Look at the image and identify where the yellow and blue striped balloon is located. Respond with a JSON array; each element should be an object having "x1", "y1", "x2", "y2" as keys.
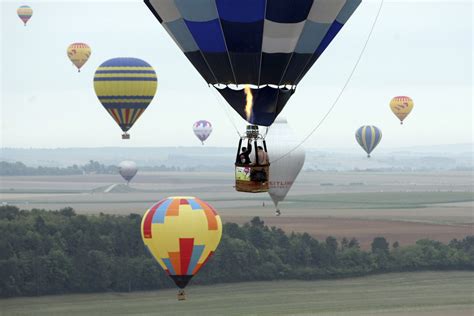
[
  {"x1": 93, "y1": 58, "x2": 157, "y2": 138},
  {"x1": 355, "y1": 125, "x2": 382, "y2": 158}
]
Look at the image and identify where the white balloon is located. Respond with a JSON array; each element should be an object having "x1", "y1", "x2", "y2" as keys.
[
  {"x1": 193, "y1": 120, "x2": 213, "y2": 145},
  {"x1": 266, "y1": 117, "x2": 305, "y2": 214},
  {"x1": 118, "y1": 161, "x2": 138, "y2": 183}
]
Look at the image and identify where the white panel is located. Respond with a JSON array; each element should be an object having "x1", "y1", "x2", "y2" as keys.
[
  {"x1": 262, "y1": 20, "x2": 305, "y2": 53},
  {"x1": 149, "y1": 0, "x2": 181, "y2": 22}
]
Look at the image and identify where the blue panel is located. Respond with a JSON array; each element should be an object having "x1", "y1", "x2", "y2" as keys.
[
  {"x1": 266, "y1": 0, "x2": 313, "y2": 23},
  {"x1": 314, "y1": 21, "x2": 343, "y2": 57},
  {"x1": 162, "y1": 258, "x2": 176, "y2": 275},
  {"x1": 216, "y1": 0, "x2": 265, "y2": 23},
  {"x1": 100, "y1": 58, "x2": 151, "y2": 68},
  {"x1": 219, "y1": 20, "x2": 263, "y2": 53},
  {"x1": 188, "y1": 199, "x2": 202, "y2": 210},
  {"x1": 185, "y1": 20, "x2": 226, "y2": 53},
  {"x1": 365, "y1": 126, "x2": 373, "y2": 152},
  {"x1": 174, "y1": 0, "x2": 218, "y2": 22},
  {"x1": 152, "y1": 199, "x2": 173, "y2": 224},
  {"x1": 187, "y1": 245, "x2": 205, "y2": 275}
]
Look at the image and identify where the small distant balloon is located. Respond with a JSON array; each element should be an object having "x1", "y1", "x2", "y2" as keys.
[
  {"x1": 17, "y1": 5, "x2": 33, "y2": 26},
  {"x1": 141, "y1": 196, "x2": 222, "y2": 300},
  {"x1": 193, "y1": 120, "x2": 212, "y2": 145},
  {"x1": 119, "y1": 161, "x2": 137, "y2": 184},
  {"x1": 355, "y1": 125, "x2": 382, "y2": 158},
  {"x1": 93, "y1": 57, "x2": 158, "y2": 139},
  {"x1": 390, "y1": 96, "x2": 413, "y2": 124},
  {"x1": 67, "y1": 43, "x2": 91, "y2": 72}
]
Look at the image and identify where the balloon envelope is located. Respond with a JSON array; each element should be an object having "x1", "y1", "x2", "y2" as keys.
[
  {"x1": 193, "y1": 120, "x2": 212, "y2": 144},
  {"x1": 145, "y1": 0, "x2": 361, "y2": 126},
  {"x1": 17, "y1": 5, "x2": 33, "y2": 26},
  {"x1": 266, "y1": 117, "x2": 305, "y2": 210},
  {"x1": 390, "y1": 96, "x2": 413, "y2": 124},
  {"x1": 93, "y1": 57, "x2": 158, "y2": 134},
  {"x1": 119, "y1": 161, "x2": 138, "y2": 182},
  {"x1": 67, "y1": 43, "x2": 91, "y2": 72},
  {"x1": 355, "y1": 125, "x2": 382, "y2": 157},
  {"x1": 141, "y1": 196, "x2": 222, "y2": 289}
]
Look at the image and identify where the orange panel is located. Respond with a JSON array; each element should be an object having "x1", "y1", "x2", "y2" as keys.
[
  {"x1": 166, "y1": 198, "x2": 181, "y2": 216},
  {"x1": 168, "y1": 251, "x2": 181, "y2": 275}
]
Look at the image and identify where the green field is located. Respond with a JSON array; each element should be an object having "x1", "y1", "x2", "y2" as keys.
[{"x1": 1, "y1": 272, "x2": 472, "y2": 316}]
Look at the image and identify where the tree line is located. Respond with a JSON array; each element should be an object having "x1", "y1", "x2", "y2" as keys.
[
  {"x1": 0, "y1": 161, "x2": 118, "y2": 176},
  {"x1": 0, "y1": 205, "x2": 472, "y2": 298}
]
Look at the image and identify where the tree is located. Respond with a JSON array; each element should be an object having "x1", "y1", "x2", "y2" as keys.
[{"x1": 372, "y1": 237, "x2": 389, "y2": 255}]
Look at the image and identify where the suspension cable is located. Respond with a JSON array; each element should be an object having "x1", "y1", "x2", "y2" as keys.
[{"x1": 209, "y1": 85, "x2": 242, "y2": 137}]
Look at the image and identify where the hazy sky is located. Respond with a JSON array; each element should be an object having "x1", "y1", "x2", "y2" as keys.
[{"x1": 1, "y1": 0, "x2": 472, "y2": 149}]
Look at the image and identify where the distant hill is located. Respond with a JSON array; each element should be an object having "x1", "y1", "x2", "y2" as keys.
[{"x1": 1, "y1": 144, "x2": 472, "y2": 172}]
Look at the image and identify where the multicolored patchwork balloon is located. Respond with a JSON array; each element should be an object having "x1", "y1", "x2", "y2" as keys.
[
  {"x1": 141, "y1": 197, "x2": 222, "y2": 299},
  {"x1": 17, "y1": 5, "x2": 33, "y2": 26},
  {"x1": 93, "y1": 57, "x2": 158, "y2": 139},
  {"x1": 193, "y1": 120, "x2": 213, "y2": 145},
  {"x1": 355, "y1": 125, "x2": 382, "y2": 158},
  {"x1": 390, "y1": 96, "x2": 414, "y2": 124},
  {"x1": 67, "y1": 43, "x2": 91, "y2": 72}
]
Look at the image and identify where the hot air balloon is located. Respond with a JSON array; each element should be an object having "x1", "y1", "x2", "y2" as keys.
[
  {"x1": 118, "y1": 161, "x2": 138, "y2": 184},
  {"x1": 390, "y1": 96, "x2": 413, "y2": 124},
  {"x1": 145, "y1": 0, "x2": 361, "y2": 126},
  {"x1": 93, "y1": 58, "x2": 158, "y2": 139},
  {"x1": 67, "y1": 43, "x2": 91, "y2": 72},
  {"x1": 193, "y1": 120, "x2": 213, "y2": 145},
  {"x1": 141, "y1": 196, "x2": 222, "y2": 300},
  {"x1": 266, "y1": 117, "x2": 305, "y2": 216},
  {"x1": 17, "y1": 5, "x2": 33, "y2": 26},
  {"x1": 355, "y1": 125, "x2": 382, "y2": 158}
]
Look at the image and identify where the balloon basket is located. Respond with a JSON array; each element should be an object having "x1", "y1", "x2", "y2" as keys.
[
  {"x1": 122, "y1": 133, "x2": 130, "y2": 139},
  {"x1": 177, "y1": 290, "x2": 186, "y2": 301}
]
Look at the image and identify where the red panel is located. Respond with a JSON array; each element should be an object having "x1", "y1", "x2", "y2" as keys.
[
  {"x1": 180, "y1": 199, "x2": 189, "y2": 205},
  {"x1": 125, "y1": 108, "x2": 131, "y2": 123},
  {"x1": 142, "y1": 200, "x2": 165, "y2": 239},
  {"x1": 179, "y1": 238, "x2": 194, "y2": 275}
]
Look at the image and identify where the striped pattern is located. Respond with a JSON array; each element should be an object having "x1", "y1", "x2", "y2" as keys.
[
  {"x1": 141, "y1": 196, "x2": 222, "y2": 289},
  {"x1": 17, "y1": 5, "x2": 33, "y2": 25},
  {"x1": 145, "y1": 0, "x2": 361, "y2": 126},
  {"x1": 93, "y1": 58, "x2": 157, "y2": 133},
  {"x1": 193, "y1": 120, "x2": 212, "y2": 144},
  {"x1": 67, "y1": 42, "x2": 91, "y2": 71},
  {"x1": 390, "y1": 96, "x2": 414, "y2": 123},
  {"x1": 355, "y1": 125, "x2": 382, "y2": 157}
]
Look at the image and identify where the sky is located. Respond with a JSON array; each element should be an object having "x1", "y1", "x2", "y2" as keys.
[{"x1": 1, "y1": 0, "x2": 472, "y2": 150}]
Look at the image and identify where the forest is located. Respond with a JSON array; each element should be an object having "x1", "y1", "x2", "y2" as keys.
[{"x1": 0, "y1": 205, "x2": 472, "y2": 297}]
